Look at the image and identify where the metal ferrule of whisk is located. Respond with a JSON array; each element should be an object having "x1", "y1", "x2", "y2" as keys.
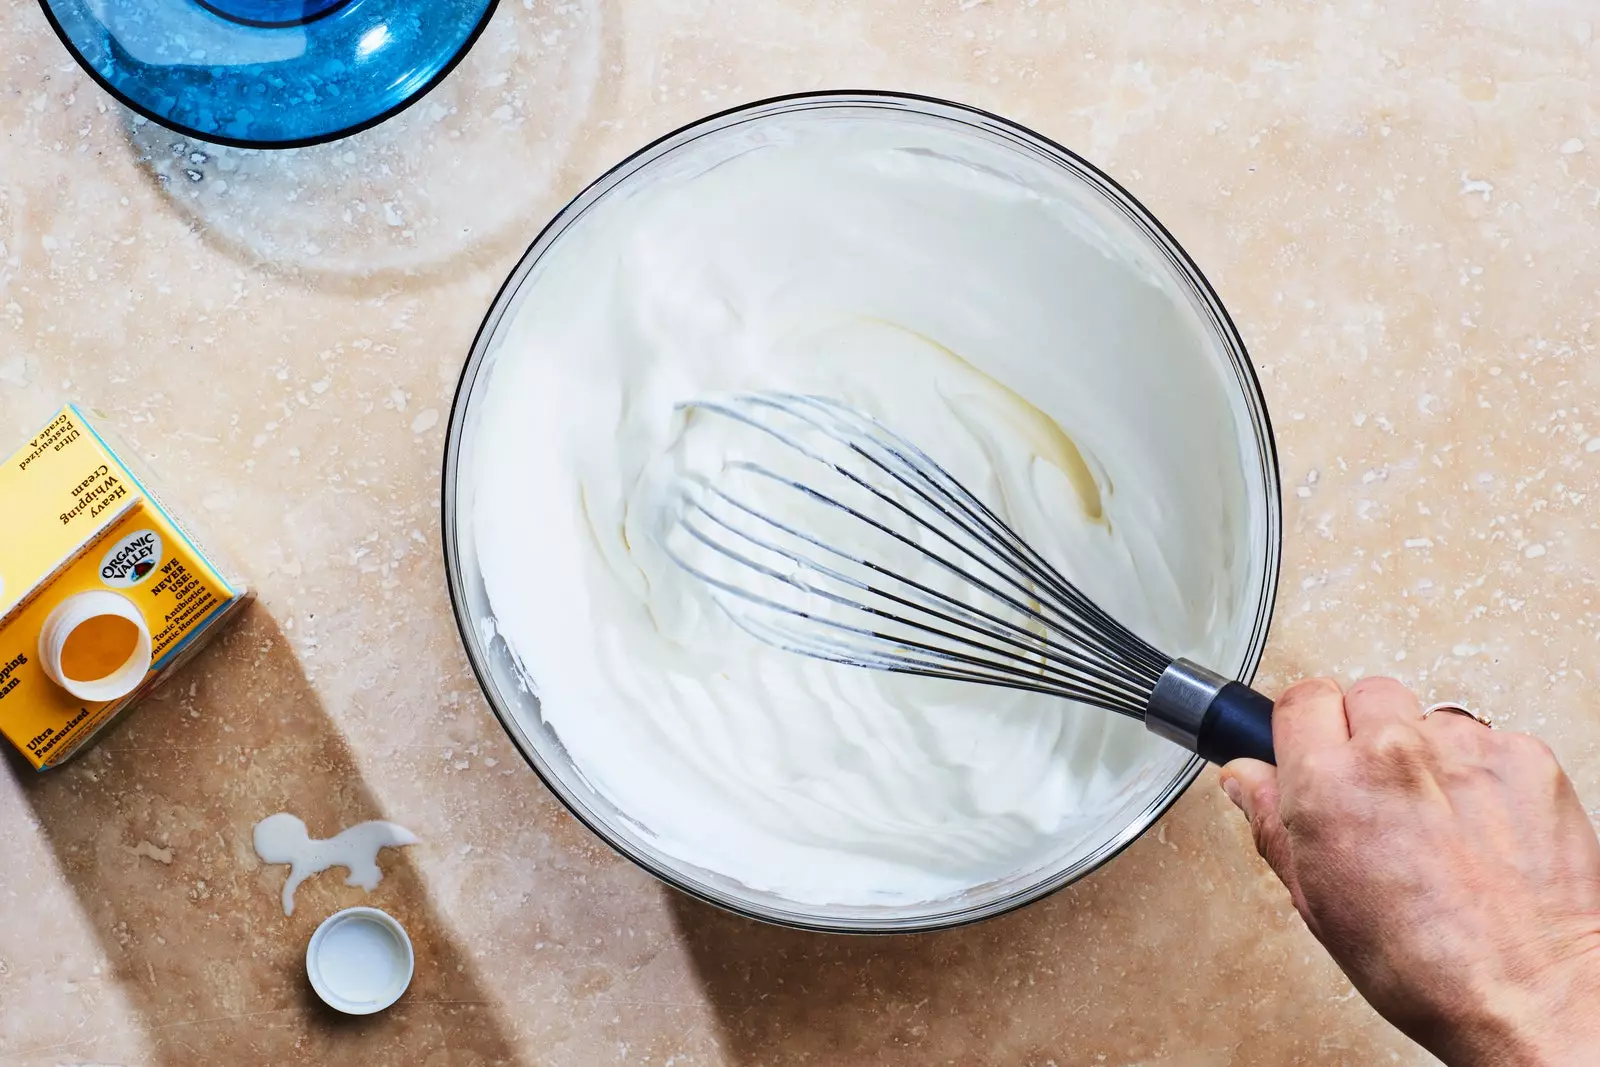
[
  {"x1": 1147, "y1": 658, "x2": 1275, "y2": 766},
  {"x1": 661, "y1": 392, "x2": 1276, "y2": 767}
]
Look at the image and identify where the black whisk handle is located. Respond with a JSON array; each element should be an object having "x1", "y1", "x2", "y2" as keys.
[
  {"x1": 1146, "y1": 659, "x2": 1276, "y2": 766},
  {"x1": 1195, "y1": 682, "x2": 1276, "y2": 765}
]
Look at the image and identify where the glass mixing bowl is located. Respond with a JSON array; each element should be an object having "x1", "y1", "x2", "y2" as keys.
[
  {"x1": 39, "y1": 0, "x2": 497, "y2": 148},
  {"x1": 442, "y1": 91, "x2": 1282, "y2": 933}
]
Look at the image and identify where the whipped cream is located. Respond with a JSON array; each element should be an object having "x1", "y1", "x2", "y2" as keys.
[{"x1": 469, "y1": 112, "x2": 1263, "y2": 906}]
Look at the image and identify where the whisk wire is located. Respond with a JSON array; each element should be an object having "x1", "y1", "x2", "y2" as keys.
[
  {"x1": 685, "y1": 468, "x2": 1160, "y2": 710},
  {"x1": 777, "y1": 395, "x2": 1171, "y2": 679},
  {"x1": 674, "y1": 480, "x2": 1156, "y2": 711},
  {"x1": 665, "y1": 393, "x2": 1174, "y2": 719},
  {"x1": 730, "y1": 609, "x2": 1151, "y2": 707},
  {"x1": 733, "y1": 398, "x2": 1125, "y2": 658},
  {"x1": 670, "y1": 516, "x2": 1086, "y2": 699}
]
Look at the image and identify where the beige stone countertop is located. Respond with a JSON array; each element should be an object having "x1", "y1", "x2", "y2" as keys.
[{"x1": 3, "y1": 1, "x2": 1598, "y2": 1064}]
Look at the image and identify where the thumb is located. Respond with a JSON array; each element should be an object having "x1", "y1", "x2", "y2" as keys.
[{"x1": 1220, "y1": 760, "x2": 1305, "y2": 911}]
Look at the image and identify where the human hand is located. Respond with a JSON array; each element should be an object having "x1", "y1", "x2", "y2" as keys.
[{"x1": 1221, "y1": 677, "x2": 1600, "y2": 1067}]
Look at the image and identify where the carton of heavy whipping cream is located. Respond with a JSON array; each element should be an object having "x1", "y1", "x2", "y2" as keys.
[{"x1": 0, "y1": 406, "x2": 250, "y2": 769}]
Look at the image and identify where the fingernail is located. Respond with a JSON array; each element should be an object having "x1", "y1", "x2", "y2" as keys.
[{"x1": 1221, "y1": 775, "x2": 1243, "y2": 808}]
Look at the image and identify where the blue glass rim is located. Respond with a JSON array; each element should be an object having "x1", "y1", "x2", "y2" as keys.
[
  {"x1": 441, "y1": 90, "x2": 1284, "y2": 934},
  {"x1": 192, "y1": 0, "x2": 352, "y2": 30},
  {"x1": 35, "y1": 0, "x2": 502, "y2": 150}
]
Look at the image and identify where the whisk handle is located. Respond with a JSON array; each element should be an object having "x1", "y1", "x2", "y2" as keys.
[
  {"x1": 1147, "y1": 659, "x2": 1276, "y2": 766},
  {"x1": 1195, "y1": 683, "x2": 1276, "y2": 765}
]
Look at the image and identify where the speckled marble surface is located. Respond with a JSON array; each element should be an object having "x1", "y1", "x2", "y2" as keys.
[{"x1": 2, "y1": 1, "x2": 1598, "y2": 1064}]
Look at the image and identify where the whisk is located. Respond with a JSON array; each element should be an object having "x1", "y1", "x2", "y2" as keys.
[{"x1": 660, "y1": 392, "x2": 1276, "y2": 766}]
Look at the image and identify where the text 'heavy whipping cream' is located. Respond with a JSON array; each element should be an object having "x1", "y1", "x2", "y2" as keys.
[
  {"x1": 0, "y1": 406, "x2": 250, "y2": 768},
  {"x1": 469, "y1": 113, "x2": 1262, "y2": 906}
]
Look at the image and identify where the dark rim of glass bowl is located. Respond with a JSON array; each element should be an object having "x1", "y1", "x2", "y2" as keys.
[{"x1": 441, "y1": 89, "x2": 1282, "y2": 934}]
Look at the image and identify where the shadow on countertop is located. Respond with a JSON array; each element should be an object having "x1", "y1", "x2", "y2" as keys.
[
  {"x1": 666, "y1": 794, "x2": 1416, "y2": 1067},
  {"x1": 11, "y1": 602, "x2": 527, "y2": 1066}
]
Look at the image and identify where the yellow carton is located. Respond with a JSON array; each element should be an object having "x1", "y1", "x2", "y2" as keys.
[{"x1": 0, "y1": 406, "x2": 250, "y2": 769}]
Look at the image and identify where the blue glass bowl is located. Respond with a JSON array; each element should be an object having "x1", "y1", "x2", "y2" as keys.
[{"x1": 39, "y1": 0, "x2": 498, "y2": 148}]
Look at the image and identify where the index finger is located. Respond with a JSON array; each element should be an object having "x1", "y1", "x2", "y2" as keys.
[{"x1": 1272, "y1": 676, "x2": 1350, "y2": 772}]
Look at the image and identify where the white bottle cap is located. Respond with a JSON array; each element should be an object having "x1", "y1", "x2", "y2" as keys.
[
  {"x1": 37, "y1": 590, "x2": 153, "y2": 703},
  {"x1": 306, "y1": 907, "x2": 415, "y2": 1015}
]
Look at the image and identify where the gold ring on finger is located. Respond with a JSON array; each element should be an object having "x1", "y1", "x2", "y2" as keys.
[{"x1": 1422, "y1": 701, "x2": 1494, "y2": 728}]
